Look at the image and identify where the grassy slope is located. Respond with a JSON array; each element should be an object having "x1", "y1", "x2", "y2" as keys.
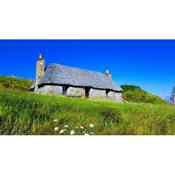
[
  {"x1": 0, "y1": 87, "x2": 175, "y2": 135},
  {"x1": 0, "y1": 75, "x2": 174, "y2": 135},
  {"x1": 121, "y1": 85, "x2": 169, "y2": 105}
]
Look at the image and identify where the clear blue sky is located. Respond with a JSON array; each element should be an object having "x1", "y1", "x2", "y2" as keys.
[{"x1": 0, "y1": 40, "x2": 175, "y2": 96}]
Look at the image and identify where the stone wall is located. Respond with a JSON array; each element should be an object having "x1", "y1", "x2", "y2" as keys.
[
  {"x1": 36, "y1": 85, "x2": 62, "y2": 95},
  {"x1": 107, "y1": 91, "x2": 123, "y2": 102},
  {"x1": 34, "y1": 85, "x2": 123, "y2": 103},
  {"x1": 89, "y1": 88, "x2": 107, "y2": 99},
  {"x1": 67, "y1": 87, "x2": 85, "y2": 97}
]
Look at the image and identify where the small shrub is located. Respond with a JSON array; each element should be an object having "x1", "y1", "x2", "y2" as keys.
[{"x1": 100, "y1": 108, "x2": 123, "y2": 126}]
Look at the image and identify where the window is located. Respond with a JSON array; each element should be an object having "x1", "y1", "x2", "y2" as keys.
[{"x1": 62, "y1": 85, "x2": 68, "y2": 95}]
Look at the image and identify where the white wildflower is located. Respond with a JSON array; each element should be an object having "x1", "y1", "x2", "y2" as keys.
[
  {"x1": 54, "y1": 127, "x2": 59, "y2": 131},
  {"x1": 90, "y1": 132, "x2": 94, "y2": 135},
  {"x1": 64, "y1": 125, "x2": 69, "y2": 128},
  {"x1": 53, "y1": 119, "x2": 58, "y2": 122},
  {"x1": 90, "y1": 124, "x2": 94, "y2": 128},
  {"x1": 75, "y1": 126, "x2": 79, "y2": 129},
  {"x1": 84, "y1": 133, "x2": 89, "y2": 136},
  {"x1": 60, "y1": 129, "x2": 65, "y2": 134},
  {"x1": 70, "y1": 130, "x2": 75, "y2": 135},
  {"x1": 80, "y1": 126, "x2": 84, "y2": 129}
]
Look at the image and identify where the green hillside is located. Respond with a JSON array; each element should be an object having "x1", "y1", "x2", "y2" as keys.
[
  {"x1": 0, "y1": 76, "x2": 174, "y2": 135},
  {"x1": 121, "y1": 85, "x2": 169, "y2": 105},
  {"x1": 0, "y1": 75, "x2": 32, "y2": 91}
]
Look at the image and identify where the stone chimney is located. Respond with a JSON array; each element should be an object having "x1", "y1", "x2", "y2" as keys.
[
  {"x1": 35, "y1": 54, "x2": 45, "y2": 87},
  {"x1": 105, "y1": 69, "x2": 112, "y2": 80}
]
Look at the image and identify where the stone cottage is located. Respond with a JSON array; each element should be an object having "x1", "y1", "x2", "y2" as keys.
[{"x1": 30, "y1": 54, "x2": 123, "y2": 102}]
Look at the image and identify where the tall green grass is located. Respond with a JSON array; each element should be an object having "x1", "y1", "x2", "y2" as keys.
[{"x1": 0, "y1": 87, "x2": 175, "y2": 135}]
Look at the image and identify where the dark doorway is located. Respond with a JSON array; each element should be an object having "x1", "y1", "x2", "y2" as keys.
[
  {"x1": 106, "y1": 90, "x2": 110, "y2": 98},
  {"x1": 62, "y1": 85, "x2": 68, "y2": 95},
  {"x1": 85, "y1": 87, "x2": 90, "y2": 98}
]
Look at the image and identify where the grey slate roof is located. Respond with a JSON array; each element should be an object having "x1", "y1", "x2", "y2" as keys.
[{"x1": 33, "y1": 64, "x2": 122, "y2": 92}]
